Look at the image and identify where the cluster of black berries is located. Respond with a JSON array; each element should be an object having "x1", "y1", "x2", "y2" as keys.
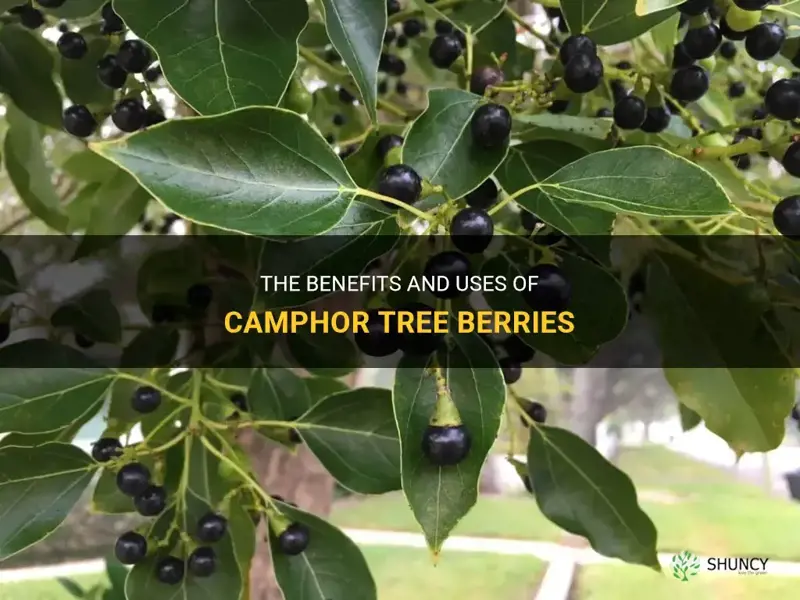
[
  {"x1": 429, "y1": 27, "x2": 466, "y2": 70},
  {"x1": 519, "y1": 399, "x2": 548, "y2": 426},
  {"x1": 559, "y1": 35, "x2": 604, "y2": 95}
]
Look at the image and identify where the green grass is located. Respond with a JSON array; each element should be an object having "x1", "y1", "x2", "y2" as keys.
[
  {"x1": 577, "y1": 564, "x2": 798, "y2": 600},
  {"x1": 332, "y1": 445, "x2": 800, "y2": 561},
  {"x1": 0, "y1": 551, "x2": 545, "y2": 600}
]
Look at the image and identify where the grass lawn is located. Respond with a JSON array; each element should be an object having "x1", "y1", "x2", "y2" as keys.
[
  {"x1": 0, "y1": 551, "x2": 546, "y2": 600},
  {"x1": 576, "y1": 564, "x2": 798, "y2": 600},
  {"x1": 332, "y1": 445, "x2": 800, "y2": 561}
]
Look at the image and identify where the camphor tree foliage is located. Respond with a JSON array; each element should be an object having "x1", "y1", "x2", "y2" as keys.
[{"x1": 2, "y1": 0, "x2": 800, "y2": 598}]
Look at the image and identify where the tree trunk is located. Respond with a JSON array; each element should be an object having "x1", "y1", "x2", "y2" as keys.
[{"x1": 238, "y1": 430, "x2": 335, "y2": 600}]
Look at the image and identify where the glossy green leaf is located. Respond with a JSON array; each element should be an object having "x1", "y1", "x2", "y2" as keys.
[
  {"x1": 92, "y1": 107, "x2": 367, "y2": 236},
  {"x1": 646, "y1": 252, "x2": 795, "y2": 453},
  {"x1": 393, "y1": 334, "x2": 505, "y2": 552},
  {"x1": 115, "y1": 0, "x2": 308, "y2": 115},
  {"x1": 679, "y1": 403, "x2": 701, "y2": 432},
  {"x1": 286, "y1": 328, "x2": 361, "y2": 378},
  {"x1": 537, "y1": 146, "x2": 733, "y2": 218},
  {"x1": 514, "y1": 113, "x2": 613, "y2": 141},
  {"x1": 527, "y1": 425, "x2": 660, "y2": 569},
  {"x1": 482, "y1": 250, "x2": 627, "y2": 364},
  {"x1": 0, "y1": 403, "x2": 101, "y2": 449},
  {"x1": 0, "y1": 443, "x2": 96, "y2": 560},
  {"x1": 635, "y1": 0, "x2": 684, "y2": 16},
  {"x1": 344, "y1": 124, "x2": 406, "y2": 189},
  {"x1": 270, "y1": 503, "x2": 377, "y2": 600},
  {"x1": 473, "y1": 13, "x2": 535, "y2": 80},
  {"x1": 4, "y1": 106, "x2": 68, "y2": 231},
  {"x1": 249, "y1": 367, "x2": 314, "y2": 421},
  {"x1": 305, "y1": 377, "x2": 350, "y2": 404},
  {"x1": 0, "y1": 341, "x2": 112, "y2": 434},
  {"x1": 298, "y1": 388, "x2": 401, "y2": 494},
  {"x1": 120, "y1": 329, "x2": 180, "y2": 368},
  {"x1": 403, "y1": 88, "x2": 509, "y2": 200},
  {"x1": 60, "y1": 27, "x2": 113, "y2": 107},
  {"x1": 496, "y1": 141, "x2": 614, "y2": 236},
  {"x1": 416, "y1": 0, "x2": 507, "y2": 34},
  {"x1": 561, "y1": 0, "x2": 677, "y2": 44},
  {"x1": 51, "y1": 289, "x2": 122, "y2": 344},
  {"x1": 0, "y1": 26, "x2": 62, "y2": 129},
  {"x1": 321, "y1": 0, "x2": 384, "y2": 122},
  {"x1": 61, "y1": 150, "x2": 120, "y2": 182}
]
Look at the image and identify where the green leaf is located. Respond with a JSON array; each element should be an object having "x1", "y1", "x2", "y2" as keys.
[
  {"x1": 482, "y1": 250, "x2": 627, "y2": 364},
  {"x1": 270, "y1": 503, "x2": 377, "y2": 600},
  {"x1": 60, "y1": 27, "x2": 114, "y2": 107},
  {"x1": 92, "y1": 107, "x2": 365, "y2": 236},
  {"x1": 416, "y1": 0, "x2": 507, "y2": 34},
  {"x1": 0, "y1": 341, "x2": 112, "y2": 434},
  {"x1": 344, "y1": 124, "x2": 406, "y2": 188},
  {"x1": 51, "y1": 289, "x2": 122, "y2": 344},
  {"x1": 120, "y1": 329, "x2": 180, "y2": 368},
  {"x1": 48, "y1": 0, "x2": 105, "y2": 18},
  {"x1": 535, "y1": 146, "x2": 733, "y2": 218},
  {"x1": 393, "y1": 333, "x2": 505, "y2": 552},
  {"x1": 514, "y1": 113, "x2": 613, "y2": 141},
  {"x1": 527, "y1": 425, "x2": 660, "y2": 569},
  {"x1": 57, "y1": 577, "x2": 86, "y2": 597},
  {"x1": 0, "y1": 443, "x2": 96, "y2": 561},
  {"x1": 0, "y1": 26, "x2": 62, "y2": 129},
  {"x1": 0, "y1": 404, "x2": 101, "y2": 450},
  {"x1": 473, "y1": 13, "x2": 535, "y2": 81},
  {"x1": 403, "y1": 88, "x2": 509, "y2": 200},
  {"x1": 61, "y1": 150, "x2": 120, "y2": 183},
  {"x1": 645, "y1": 252, "x2": 795, "y2": 453},
  {"x1": 678, "y1": 403, "x2": 701, "y2": 432},
  {"x1": 249, "y1": 367, "x2": 314, "y2": 421},
  {"x1": 320, "y1": 0, "x2": 384, "y2": 123},
  {"x1": 298, "y1": 388, "x2": 401, "y2": 494},
  {"x1": 115, "y1": 0, "x2": 308, "y2": 115},
  {"x1": 635, "y1": 0, "x2": 684, "y2": 16},
  {"x1": 305, "y1": 377, "x2": 350, "y2": 404},
  {"x1": 561, "y1": 0, "x2": 677, "y2": 44},
  {"x1": 496, "y1": 141, "x2": 614, "y2": 236},
  {"x1": 4, "y1": 106, "x2": 68, "y2": 231},
  {"x1": 286, "y1": 328, "x2": 361, "y2": 378}
]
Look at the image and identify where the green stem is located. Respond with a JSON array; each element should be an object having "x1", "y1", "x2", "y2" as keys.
[
  {"x1": 388, "y1": 0, "x2": 465, "y2": 25},
  {"x1": 204, "y1": 374, "x2": 247, "y2": 393},
  {"x1": 114, "y1": 372, "x2": 192, "y2": 407},
  {"x1": 504, "y1": 5, "x2": 558, "y2": 51},
  {"x1": 355, "y1": 188, "x2": 436, "y2": 222},
  {"x1": 465, "y1": 27, "x2": 474, "y2": 90},
  {"x1": 487, "y1": 191, "x2": 514, "y2": 215}
]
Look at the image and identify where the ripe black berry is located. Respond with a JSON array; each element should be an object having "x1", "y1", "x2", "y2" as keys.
[
  {"x1": 278, "y1": 522, "x2": 310, "y2": 555},
  {"x1": 423, "y1": 251, "x2": 471, "y2": 299},
  {"x1": 355, "y1": 308, "x2": 400, "y2": 357},
  {"x1": 10, "y1": 5, "x2": 44, "y2": 29},
  {"x1": 230, "y1": 393, "x2": 248, "y2": 412},
  {"x1": 471, "y1": 103, "x2": 511, "y2": 149},
  {"x1": 564, "y1": 54, "x2": 603, "y2": 94},
  {"x1": 376, "y1": 134, "x2": 403, "y2": 161},
  {"x1": 548, "y1": 99, "x2": 570, "y2": 114},
  {"x1": 733, "y1": 153, "x2": 752, "y2": 170},
  {"x1": 396, "y1": 80, "x2": 408, "y2": 95},
  {"x1": 783, "y1": 142, "x2": 800, "y2": 177},
  {"x1": 559, "y1": 34, "x2": 596, "y2": 65},
  {"x1": 63, "y1": 105, "x2": 96, "y2": 138},
  {"x1": 429, "y1": 34, "x2": 463, "y2": 69},
  {"x1": 92, "y1": 437, "x2": 122, "y2": 463},
  {"x1": 377, "y1": 164, "x2": 422, "y2": 207},
  {"x1": 380, "y1": 54, "x2": 406, "y2": 76},
  {"x1": 422, "y1": 424, "x2": 471, "y2": 466},
  {"x1": 672, "y1": 42, "x2": 695, "y2": 68},
  {"x1": 733, "y1": 0, "x2": 771, "y2": 8},
  {"x1": 470, "y1": 66, "x2": 505, "y2": 96},
  {"x1": 57, "y1": 32, "x2": 88, "y2": 60},
  {"x1": 596, "y1": 108, "x2": 612, "y2": 118},
  {"x1": 117, "y1": 40, "x2": 152, "y2": 73},
  {"x1": 134, "y1": 485, "x2": 167, "y2": 517},
  {"x1": 523, "y1": 401, "x2": 547, "y2": 425},
  {"x1": 384, "y1": 28, "x2": 396, "y2": 45},
  {"x1": 0, "y1": 321, "x2": 10, "y2": 344},
  {"x1": 144, "y1": 65, "x2": 162, "y2": 82},
  {"x1": 522, "y1": 264, "x2": 571, "y2": 311},
  {"x1": 435, "y1": 19, "x2": 453, "y2": 34},
  {"x1": 686, "y1": 25, "x2": 721, "y2": 60},
  {"x1": 97, "y1": 55, "x2": 128, "y2": 89},
  {"x1": 197, "y1": 513, "x2": 228, "y2": 543},
  {"x1": 670, "y1": 65, "x2": 709, "y2": 102},
  {"x1": 719, "y1": 19, "x2": 748, "y2": 42},
  {"x1": 500, "y1": 356, "x2": 522, "y2": 384},
  {"x1": 728, "y1": 81, "x2": 746, "y2": 98},
  {"x1": 132, "y1": 386, "x2": 161, "y2": 414},
  {"x1": 773, "y1": 196, "x2": 800, "y2": 238},
  {"x1": 766, "y1": 79, "x2": 800, "y2": 121},
  {"x1": 745, "y1": 23, "x2": 785, "y2": 60},
  {"x1": 521, "y1": 210, "x2": 542, "y2": 232},
  {"x1": 502, "y1": 335, "x2": 535, "y2": 363},
  {"x1": 101, "y1": 2, "x2": 125, "y2": 33},
  {"x1": 465, "y1": 178, "x2": 498, "y2": 209},
  {"x1": 188, "y1": 547, "x2": 216, "y2": 577},
  {"x1": 450, "y1": 208, "x2": 493, "y2": 254},
  {"x1": 156, "y1": 557, "x2": 184, "y2": 585},
  {"x1": 186, "y1": 283, "x2": 212, "y2": 310},
  {"x1": 613, "y1": 95, "x2": 647, "y2": 129},
  {"x1": 338, "y1": 87, "x2": 355, "y2": 104},
  {"x1": 116, "y1": 462, "x2": 151, "y2": 497},
  {"x1": 397, "y1": 301, "x2": 443, "y2": 356},
  {"x1": 387, "y1": 0, "x2": 401, "y2": 15},
  {"x1": 403, "y1": 18, "x2": 424, "y2": 38},
  {"x1": 640, "y1": 105, "x2": 671, "y2": 133},
  {"x1": 114, "y1": 531, "x2": 147, "y2": 565}
]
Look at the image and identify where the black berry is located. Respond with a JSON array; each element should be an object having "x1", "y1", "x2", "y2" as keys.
[
  {"x1": 784, "y1": 142, "x2": 800, "y2": 177},
  {"x1": 63, "y1": 105, "x2": 96, "y2": 138},
  {"x1": 197, "y1": 513, "x2": 228, "y2": 543},
  {"x1": 92, "y1": 437, "x2": 122, "y2": 463},
  {"x1": 117, "y1": 39, "x2": 152, "y2": 73},
  {"x1": 380, "y1": 54, "x2": 406, "y2": 76},
  {"x1": 521, "y1": 210, "x2": 542, "y2": 232},
  {"x1": 186, "y1": 283, "x2": 212, "y2": 310},
  {"x1": 114, "y1": 531, "x2": 147, "y2": 565},
  {"x1": 355, "y1": 308, "x2": 400, "y2": 357},
  {"x1": 559, "y1": 34, "x2": 596, "y2": 65},
  {"x1": 188, "y1": 547, "x2": 216, "y2": 577},
  {"x1": 596, "y1": 108, "x2": 612, "y2": 118},
  {"x1": 774, "y1": 196, "x2": 800, "y2": 238},
  {"x1": 672, "y1": 42, "x2": 695, "y2": 68},
  {"x1": 522, "y1": 264, "x2": 571, "y2": 311},
  {"x1": 0, "y1": 322, "x2": 10, "y2": 344},
  {"x1": 745, "y1": 23, "x2": 785, "y2": 60},
  {"x1": 733, "y1": 0, "x2": 771, "y2": 9},
  {"x1": 429, "y1": 34, "x2": 462, "y2": 69},
  {"x1": 75, "y1": 332, "x2": 94, "y2": 348},
  {"x1": 500, "y1": 356, "x2": 522, "y2": 384},
  {"x1": 450, "y1": 208, "x2": 493, "y2": 254},
  {"x1": 397, "y1": 302, "x2": 444, "y2": 356},
  {"x1": 548, "y1": 99, "x2": 570, "y2": 114},
  {"x1": 101, "y1": 2, "x2": 125, "y2": 33},
  {"x1": 11, "y1": 5, "x2": 44, "y2": 29},
  {"x1": 719, "y1": 19, "x2": 748, "y2": 42},
  {"x1": 384, "y1": 28, "x2": 396, "y2": 45},
  {"x1": 403, "y1": 18, "x2": 424, "y2": 38},
  {"x1": 670, "y1": 65, "x2": 709, "y2": 102},
  {"x1": 97, "y1": 55, "x2": 128, "y2": 89},
  {"x1": 132, "y1": 385, "x2": 162, "y2": 414},
  {"x1": 155, "y1": 557, "x2": 184, "y2": 585},
  {"x1": 470, "y1": 66, "x2": 505, "y2": 96},
  {"x1": 435, "y1": 19, "x2": 453, "y2": 34},
  {"x1": 57, "y1": 32, "x2": 88, "y2": 60},
  {"x1": 116, "y1": 462, "x2": 151, "y2": 497},
  {"x1": 471, "y1": 103, "x2": 511, "y2": 149},
  {"x1": 728, "y1": 81, "x2": 746, "y2": 98},
  {"x1": 387, "y1": 0, "x2": 401, "y2": 15},
  {"x1": 144, "y1": 65, "x2": 162, "y2": 82},
  {"x1": 422, "y1": 424, "x2": 471, "y2": 466},
  {"x1": 523, "y1": 401, "x2": 547, "y2": 425},
  {"x1": 377, "y1": 164, "x2": 422, "y2": 207},
  {"x1": 376, "y1": 134, "x2": 403, "y2": 161},
  {"x1": 338, "y1": 87, "x2": 355, "y2": 104},
  {"x1": 396, "y1": 80, "x2": 408, "y2": 95},
  {"x1": 134, "y1": 485, "x2": 167, "y2": 517},
  {"x1": 719, "y1": 42, "x2": 738, "y2": 62},
  {"x1": 683, "y1": 24, "x2": 721, "y2": 60},
  {"x1": 563, "y1": 54, "x2": 604, "y2": 93},
  {"x1": 733, "y1": 153, "x2": 752, "y2": 170},
  {"x1": 502, "y1": 335, "x2": 535, "y2": 363},
  {"x1": 230, "y1": 393, "x2": 248, "y2": 412},
  {"x1": 278, "y1": 522, "x2": 310, "y2": 555},
  {"x1": 465, "y1": 178, "x2": 498, "y2": 209},
  {"x1": 678, "y1": 0, "x2": 713, "y2": 15},
  {"x1": 423, "y1": 251, "x2": 471, "y2": 299},
  {"x1": 640, "y1": 105, "x2": 671, "y2": 133},
  {"x1": 765, "y1": 79, "x2": 800, "y2": 121},
  {"x1": 613, "y1": 95, "x2": 647, "y2": 129}
]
